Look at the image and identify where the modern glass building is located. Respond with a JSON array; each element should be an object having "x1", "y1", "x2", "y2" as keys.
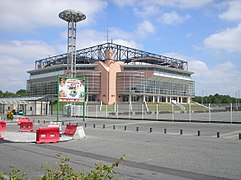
[{"x1": 27, "y1": 42, "x2": 194, "y2": 105}]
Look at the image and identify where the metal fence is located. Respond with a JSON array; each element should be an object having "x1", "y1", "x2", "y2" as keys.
[{"x1": 61, "y1": 103, "x2": 241, "y2": 123}]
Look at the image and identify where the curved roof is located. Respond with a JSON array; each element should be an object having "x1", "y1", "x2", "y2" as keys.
[
  {"x1": 0, "y1": 96, "x2": 47, "y2": 104},
  {"x1": 35, "y1": 42, "x2": 188, "y2": 71}
]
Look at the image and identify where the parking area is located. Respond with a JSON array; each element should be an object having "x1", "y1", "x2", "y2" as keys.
[{"x1": 1, "y1": 114, "x2": 241, "y2": 179}]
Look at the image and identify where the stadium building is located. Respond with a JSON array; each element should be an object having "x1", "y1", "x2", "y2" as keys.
[{"x1": 27, "y1": 42, "x2": 195, "y2": 105}]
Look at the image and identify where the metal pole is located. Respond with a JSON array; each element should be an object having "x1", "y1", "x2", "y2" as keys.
[
  {"x1": 82, "y1": 101, "x2": 85, "y2": 121},
  {"x1": 156, "y1": 104, "x2": 158, "y2": 120},
  {"x1": 172, "y1": 104, "x2": 174, "y2": 121},
  {"x1": 208, "y1": 103, "x2": 211, "y2": 123},
  {"x1": 142, "y1": 104, "x2": 144, "y2": 120},
  {"x1": 189, "y1": 102, "x2": 191, "y2": 122},
  {"x1": 95, "y1": 105, "x2": 98, "y2": 119},
  {"x1": 105, "y1": 105, "x2": 107, "y2": 119},
  {"x1": 230, "y1": 103, "x2": 232, "y2": 124},
  {"x1": 116, "y1": 104, "x2": 119, "y2": 119},
  {"x1": 129, "y1": 103, "x2": 131, "y2": 120}
]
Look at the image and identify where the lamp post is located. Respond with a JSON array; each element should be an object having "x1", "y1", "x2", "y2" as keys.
[{"x1": 59, "y1": 9, "x2": 86, "y2": 78}]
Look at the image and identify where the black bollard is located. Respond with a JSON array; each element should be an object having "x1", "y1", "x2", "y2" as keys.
[
  {"x1": 43, "y1": 120, "x2": 45, "y2": 124},
  {"x1": 239, "y1": 133, "x2": 241, "y2": 140},
  {"x1": 198, "y1": 130, "x2": 200, "y2": 136},
  {"x1": 103, "y1": 124, "x2": 105, "y2": 129},
  {"x1": 136, "y1": 127, "x2": 139, "y2": 132},
  {"x1": 93, "y1": 124, "x2": 96, "y2": 128},
  {"x1": 124, "y1": 126, "x2": 127, "y2": 130},
  {"x1": 84, "y1": 123, "x2": 87, "y2": 127},
  {"x1": 150, "y1": 128, "x2": 152, "y2": 133},
  {"x1": 164, "y1": 128, "x2": 167, "y2": 134},
  {"x1": 217, "y1": 132, "x2": 220, "y2": 138},
  {"x1": 180, "y1": 129, "x2": 183, "y2": 135},
  {"x1": 62, "y1": 121, "x2": 64, "y2": 125},
  {"x1": 113, "y1": 125, "x2": 115, "y2": 130},
  {"x1": 38, "y1": 120, "x2": 40, "y2": 124}
]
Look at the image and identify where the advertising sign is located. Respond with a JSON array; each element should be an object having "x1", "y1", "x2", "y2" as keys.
[{"x1": 58, "y1": 77, "x2": 85, "y2": 102}]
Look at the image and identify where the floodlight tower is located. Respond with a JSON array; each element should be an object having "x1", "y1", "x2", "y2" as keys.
[{"x1": 59, "y1": 9, "x2": 86, "y2": 78}]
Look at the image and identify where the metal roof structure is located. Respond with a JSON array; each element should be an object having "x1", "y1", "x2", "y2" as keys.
[
  {"x1": 0, "y1": 96, "x2": 47, "y2": 104},
  {"x1": 35, "y1": 42, "x2": 188, "y2": 70}
]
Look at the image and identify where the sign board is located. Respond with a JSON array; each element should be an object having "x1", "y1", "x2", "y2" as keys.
[{"x1": 58, "y1": 77, "x2": 85, "y2": 102}]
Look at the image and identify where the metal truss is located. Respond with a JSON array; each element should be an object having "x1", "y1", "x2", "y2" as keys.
[{"x1": 35, "y1": 42, "x2": 188, "y2": 70}]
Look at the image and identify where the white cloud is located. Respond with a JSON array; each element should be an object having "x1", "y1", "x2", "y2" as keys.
[
  {"x1": 203, "y1": 23, "x2": 241, "y2": 53},
  {"x1": 0, "y1": 56, "x2": 29, "y2": 92},
  {"x1": 134, "y1": 5, "x2": 160, "y2": 17},
  {"x1": 112, "y1": 0, "x2": 137, "y2": 7},
  {"x1": 0, "y1": 40, "x2": 62, "y2": 92},
  {"x1": 161, "y1": 52, "x2": 241, "y2": 95},
  {"x1": 0, "y1": 40, "x2": 58, "y2": 59},
  {"x1": 0, "y1": 0, "x2": 108, "y2": 32},
  {"x1": 113, "y1": 0, "x2": 213, "y2": 8},
  {"x1": 219, "y1": 0, "x2": 241, "y2": 22},
  {"x1": 136, "y1": 20, "x2": 155, "y2": 38},
  {"x1": 75, "y1": 28, "x2": 138, "y2": 49},
  {"x1": 189, "y1": 60, "x2": 208, "y2": 76},
  {"x1": 189, "y1": 60, "x2": 241, "y2": 95},
  {"x1": 158, "y1": 11, "x2": 191, "y2": 25}
]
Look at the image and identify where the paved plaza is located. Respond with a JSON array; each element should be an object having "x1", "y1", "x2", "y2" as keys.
[{"x1": 0, "y1": 114, "x2": 241, "y2": 179}]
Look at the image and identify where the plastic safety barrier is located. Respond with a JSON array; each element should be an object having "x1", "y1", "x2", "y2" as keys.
[
  {"x1": 73, "y1": 126, "x2": 86, "y2": 140},
  {"x1": 48, "y1": 121, "x2": 62, "y2": 134},
  {"x1": 18, "y1": 117, "x2": 29, "y2": 125},
  {"x1": 64, "y1": 124, "x2": 78, "y2": 136},
  {"x1": 0, "y1": 133, "x2": 3, "y2": 140},
  {"x1": 36, "y1": 127, "x2": 60, "y2": 144},
  {"x1": 19, "y1": 121, "x2": 34, "y2": 132},
  {"x1": 0, "y1": 120, "x2": 6, "y2": 131}
]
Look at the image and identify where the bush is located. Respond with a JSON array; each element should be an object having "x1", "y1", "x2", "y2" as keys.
[{"x1": 0, "y1": 153, "x2": 125, "y2": 180}]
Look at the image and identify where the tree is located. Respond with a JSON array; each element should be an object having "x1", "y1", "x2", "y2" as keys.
[
  {"x1": 16, "y1": 89, "x2": 27, "y2": 97},
  {"x1": 4, "y1": 91, "x2": 15, "y2": 98},
  {"x1": 0, "y1": 90, "x2": 3, "y2": 98}
]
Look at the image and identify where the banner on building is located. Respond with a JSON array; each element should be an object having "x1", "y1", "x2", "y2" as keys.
[{"x1": 58, "y1": 77, "x2": 85, "y2": 102}]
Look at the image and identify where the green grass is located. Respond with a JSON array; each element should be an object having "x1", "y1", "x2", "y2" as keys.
[{"x1": 147, "y1": 102, "x2": 209, "y2": 112}]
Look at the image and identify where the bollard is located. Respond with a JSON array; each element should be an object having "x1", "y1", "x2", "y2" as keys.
[
  {"x1": 93, "y1": 124, "x2": 96, "y2": 128},
  {"x1": 103, "y1": 124, "x2": 105, "y2": 129},
  {"x1": 113, "y1": 125, "x2": 115, "y2": 130},
  {"x1": 239, "y1": 133, "x2": 241, "y2": 140},
  {"x1": 136, "y1": 127, "x2": 139, "y2": 132},
  {"x1": 62, "y1": 121, "x2": 64, "y2": 125},
  {"x1": 84, "y1": 123, "x2": 87, "y2": 128},
  {"x1": 164, "y1": 128, "x2": 167, "y2": 134},
  {"x1": 150, "y1": 128, "x2": 152, "y2": 133},
  {"x1": 124, "y1": 126, "x2": 127, "y2": 130},
  {"x1": 38, "y1": 120, "x2": 40, "y2": 124},
  {"x1": 217, "y1": 132, "x2": 220, "y2": 138},
  {"x1": 198, "y1": 130, "x2": 200, "y2": 136},
  {"x1": 180, "y1": 129, "x2": 183, "y2": 135},
  {"x1": 43, "y1": 120, "x2": 46, "y2": 124}
]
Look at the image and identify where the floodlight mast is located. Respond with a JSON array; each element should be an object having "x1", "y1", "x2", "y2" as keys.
[{"x1": 59, "y1": 9, "x2": 86, "y2": 78}]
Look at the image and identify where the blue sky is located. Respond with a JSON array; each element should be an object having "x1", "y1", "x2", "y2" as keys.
[{"x1": 0, "y1": 0, "x2": 241, "y2": 97}]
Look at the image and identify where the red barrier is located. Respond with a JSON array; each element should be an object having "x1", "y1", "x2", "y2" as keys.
[
  {"x1": 36, "y1": 127, "x2": 60, "y2": 144},
  {"x1": 18, "y1": 117, "x2": 29, "y2": 125},
  {"x1": 0, "y1": 133, "x2": 3, "y2": 140},
  {"x1": 0, "y1": 120, "x2": 6, "y2": 131},
  {"x1": 64, "y1": 124, "x2": 78, "y2": 136},
  {"x1": 19, "y1": 121, "x2": 34, "y2": 132}
]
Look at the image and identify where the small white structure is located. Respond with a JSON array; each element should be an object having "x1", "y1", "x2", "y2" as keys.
[
  {"x1": 73, "y1": 126, "x2": 86, "y2": 140},
  {"x1": 0, "y1": 96, "x2": 50, "y2": 116}
]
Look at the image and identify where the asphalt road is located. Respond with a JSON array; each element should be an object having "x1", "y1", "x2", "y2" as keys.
[{"x1": 1, "y1": 116, "x2": 241, "y2": 179}]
